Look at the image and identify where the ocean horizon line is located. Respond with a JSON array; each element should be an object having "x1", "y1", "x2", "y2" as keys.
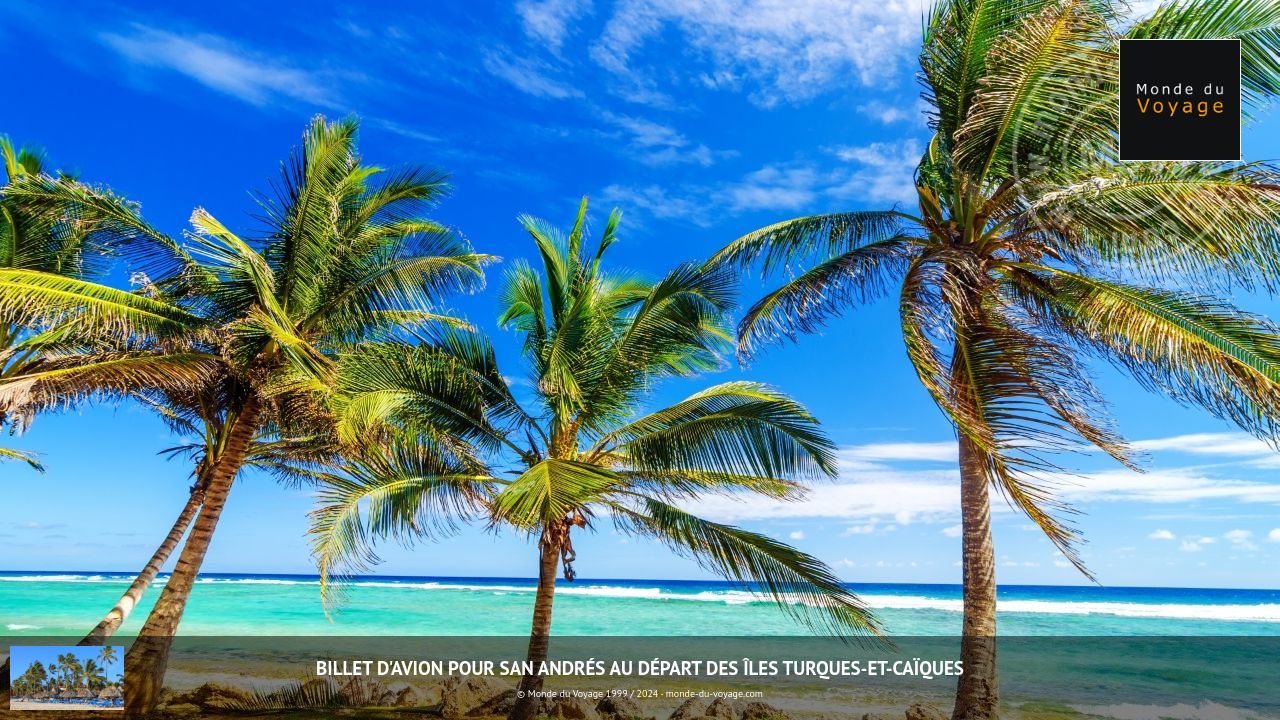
[{"x1": 1, "y1": 570, "x2": 1277, "y2": 594}]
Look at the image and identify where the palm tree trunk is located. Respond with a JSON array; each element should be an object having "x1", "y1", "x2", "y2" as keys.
[
  {"x1": 952, "y1": 433, "x2": 998, "y2": 720},
  {"x1": 82, "y1": 483, "x2": 206, "y2": 645},
  {"x1": 0, "y1": 487, "x2": 204, "y2": 694},
  {"x1": 124, "y1": 398, "x2": 261, "y2": 715},
  {"x1": 509, "y1": 532, "x2": 561, "y2": 720}
]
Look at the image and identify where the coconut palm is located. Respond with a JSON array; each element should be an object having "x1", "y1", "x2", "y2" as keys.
[
  {"x1": 0, "y1": 143, "x2": 225, "y2": 688},
  {"x1": 80, "y1": 659, "x2": 106, "y2": 691},
  {"x1": 711, "y1": 1, "x2": 1280, "y2": 718},
  {"x1": 97, "y1": 647, "x2": 116, "y2": 671},
  {"x1": 15, "y1": 661, "x2": 46, "y2": 697},
  {"x1": 309, "y1": 198, "x2": 880, "y2": 720},
  {"x1": 1, "y1": 136, "x2": 143, "y2": 470},
  {"x1": 75, "y1": 385, "x2": 334, "y2": 647},
  {"x1": 0, "y1": 115, "x2": 491, "y2": 713},
  {"x1": 0, "y1": 136, "x2": 144, "y2": 400},
  {"x1": 56, "y1": 653, "x2": 82, "y2": 690}
]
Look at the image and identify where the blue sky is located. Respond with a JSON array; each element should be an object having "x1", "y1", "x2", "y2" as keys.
[{"x1": 1, "y1": 0, "x2": 1279, "y2": 589}]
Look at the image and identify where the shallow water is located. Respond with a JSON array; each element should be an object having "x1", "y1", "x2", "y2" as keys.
[{"x1": 2, "y1": 572, "x2": 1278, "y2": 636}]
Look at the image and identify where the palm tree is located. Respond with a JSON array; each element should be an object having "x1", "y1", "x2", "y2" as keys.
[
  {"x1": 0, "y1": 138, "x2": 211, "y2": 687},
  {"x1": 80, "y1": 659, "x2": 106, "y2": 691},
  {"x1": 0, "y1": 115, "x2": 491, "y2": 713},
  {"x1": 17, "y1": 661, "x2": 46, "y2": 696},
  {"x1": 309, "y1": 198, "x2": 880, "y2": 720},
  {"x1": 76, "y1": 385, "x2": 332, "y2": 647},
  {"x1": 0, "y1": 136, "x2": 135, "y2": 406},
  {"x1": 1, "y1": 136, "x2": 137, "y2": 471},
  {"x1": 56, "y1": 653, "x2": 83, "y2": 690},
  {"x1": 710, "y1": 1, "x2": 1280, "y2": 718}
]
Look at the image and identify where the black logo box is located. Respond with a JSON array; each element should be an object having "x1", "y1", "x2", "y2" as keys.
[{"x1": 1119, "y1": 38, "x2": 1241, "y2": 161}]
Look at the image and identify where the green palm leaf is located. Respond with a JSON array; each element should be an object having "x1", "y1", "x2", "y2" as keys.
[
  {"x1": 0, "y1": 269, "x2": 199, "y2": 339},
  {"x1": 735, "y1": 237, "x2": 918, "y2": 356},
  {"x1": 952, "y1": 0, "x2": 1114, "y2": 180},
  {"x1": 1019, "y1": 266, "x2": 1280, "y2": 439},
  {"x1": 612, "y1": 498, "x2": 880, "y2": 637},
  {"x1": 0, "y1": 446, "x2": 44, "y2": 471},
  {"x1": 307, "y1": 442, "x2": 495, "y2": 605},
  {"x1": 596, "y1": 381, "x2": 838, "y2": 480},
  {"x1": 1128, "y1": 0, "x2": 1280, "y2": 115},
  {"x1": 490, "y1": 459, "x2": 619, "y2": 530}
]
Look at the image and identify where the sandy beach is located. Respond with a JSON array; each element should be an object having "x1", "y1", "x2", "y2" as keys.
[{"x1": 8, "y1": 700, "x2": 122, "y2": 711}]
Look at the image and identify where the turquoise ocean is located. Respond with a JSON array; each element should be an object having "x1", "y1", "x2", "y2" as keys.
[{"x1": 2, "y1": 572, "x2": 1278, "y2": 636}]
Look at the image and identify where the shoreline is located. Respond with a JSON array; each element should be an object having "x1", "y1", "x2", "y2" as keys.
[{"x1": 8, "y1": 700, "x2": 122, "y2": 712}]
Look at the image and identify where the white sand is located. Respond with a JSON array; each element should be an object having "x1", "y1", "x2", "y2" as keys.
[{"x1": 8, "y1": 700, "x2": 122, "y2": 712}]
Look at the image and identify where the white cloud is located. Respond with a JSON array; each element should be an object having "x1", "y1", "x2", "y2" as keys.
[
  {"x1": 602, "y1": 136, "x2": 922, "y2": 224},
  {"x1": 1053, "y1": 560, "x2": 1072, "y2": 568},
  {"x1": 941, "y1": 525, "x2": 962, "y2": 538},
  {"x1": 1148, "y1": 529, "x2": 1176, "y2": 541},
  {"x1": 1270, "y1": 529, "x2": 1280, "y2": 543},
  {"x1": 100, "y1": 25, "x2": 330, "y2": 107},
  {"x1": 1130, "y1": 433, "x2": 1274, "y2": 457},
  {"x1": 857, "y1": 100, "x2": 910, "y2": 124},
  {"x1": 788, "y1": 530, "x2": 805, "y2": 541},
  {"x1": 483, "y1": 51, "x2": 584, "y2": 99},
  {"x1": 517, "y1": 0, "x2": 593, "y2": 53},
  {"x1": 1055, "y1": 468, "x2": 1280, "y2": 505},
  {"x1": 727, "y1": 165, "x2": 820, "y2": 212},
  {"x1": 598, "y1": 183, "x2": 715, "y2": 226},
  {"x1": 845, "y1": 441, "x2": 957, "y2": 464},
  {"x1": 599, "y1": 111, "x2": 717, "y2": 166},
  {"x1": 590, "y1": 0, "x2": 929, "y2": 106},
  {"x1": 687, "y1": 467, "x2": 958, "y2": 524},
  {"x1": 843, "y1": 522, "x2": 879, "y2": 536},
  {"x1": 827, "y1": 139, "x2": 922, "y2": 205},
  {"x1": 1223, "y1": 529, "x2": 1258, "y2": 551},
  {"x1": 1179, "y1": 537, "x2": 1215, "y2": 553}
]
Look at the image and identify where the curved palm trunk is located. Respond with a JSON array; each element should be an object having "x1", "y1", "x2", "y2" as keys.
[
  {"x1": 0, "y1": 487, "x2": 204, "y2": 694},
  {"x1": 952, "y1": 433, "x2": 998, "y2": 720},
  {"x1": 124, "y1": 399, "x2": 261, "y2": 715},
  {"x1": 509, "y1": 533, "x2": 561, "y2": 720},
  {"x1": 83, "y1": 485, "x2": 205, "y2": 644}
]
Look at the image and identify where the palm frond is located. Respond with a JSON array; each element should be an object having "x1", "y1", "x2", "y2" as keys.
[
  {"x1": 0, "y1": 446, "x2": 44, "y2": 471},
  {"x1": 490, "y1": 459, "x2": 618, "y2": 530},
  {"x1": 1018, "y1": 266, "x2": 1280, "y2": 441},
  {"x1": 1128, "y1": 0, "x2": 1280, "y2": 116},
  {"x1": 0, "y1": 353, "x2": 223, "y2": 416},
  {"x1": 1028, "y1": 161, "x2": 1280, "y2": 290},
  {"x1": 709, "y1": 211, "x2": 906, "y2": 273},
  {"x1": 612, "y1": 498, "x2": 880, "y2": 637},
  {"x1": 0, "y1": 269, "x2": 200, "y2": 338},
  {"x1": 595, "y1": 381, "x2": 838, "y2": 480},
  {"x1": 308, "y1": 444, "x2": 494, "y2": 605},
  {"x1": 952, "y1": 0, "x2": 1114, "y2": 180},
  {"x1": 736, "y1": 237, "x2": 918, "y2": 357},
  {"x1": 919, "y1": 0, "x2": 1068, "y2": 141},
  {"x1": 2, "y1": 172, "x2": 193, "y2": 281}
]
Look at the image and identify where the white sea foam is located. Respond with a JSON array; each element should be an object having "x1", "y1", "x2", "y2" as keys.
[
  {"x1": 4, "y1": 574, "x2": 1278, "y2": 622},
  {"x1": 1068, "y1": 701, "x2": 1265, "y2": 720},
  {"x1": 0, "y1": 574, "x2": 105, "y2": 582},
  {"x1": 859, "y1": 594, "x2": 1280, "y2": 622},
  {"x1": 194, "y1": 578, "x2": 311, "y2": 586},
  {"x1": 6, "y1": 623, "x2": 40, "y2": 630}
]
